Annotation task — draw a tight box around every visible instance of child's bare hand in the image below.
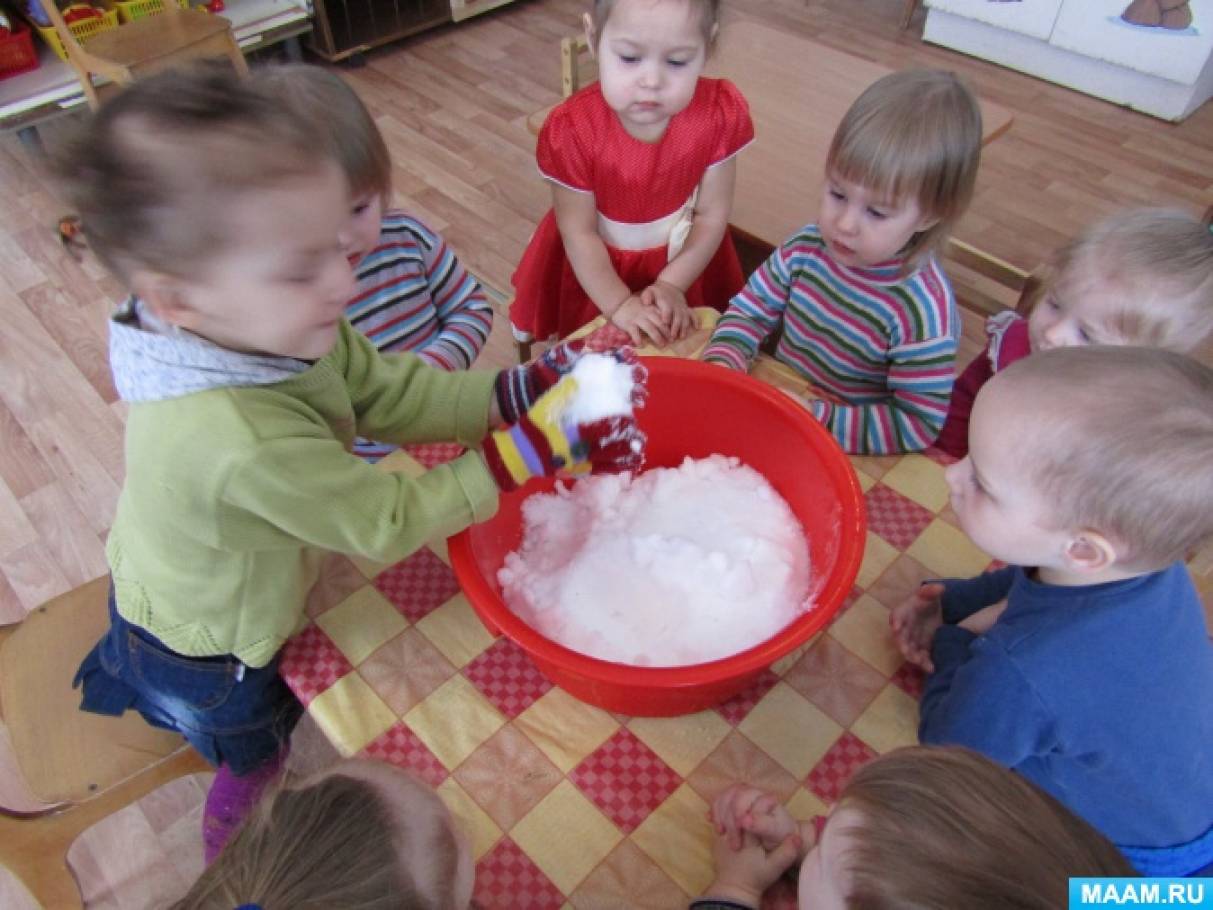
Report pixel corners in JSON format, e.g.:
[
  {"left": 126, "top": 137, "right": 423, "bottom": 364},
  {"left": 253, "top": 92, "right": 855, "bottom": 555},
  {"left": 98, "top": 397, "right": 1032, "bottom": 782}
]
[
  {"left": 890, "top": 581, "right": 945, "bottom": 672},
  {"left": 710, "top": 784, "right": 797, "bottom": 852},
  {"left": 640, "top": 281, "right": 693, "bottom": 343},
  {"left": 611, "top": 295, "right": 670, "bottom": 348},
  {"left": 705, "top": 830, "right": 803, "bottom": 907},
  {"left": 958, "top": 599, "right": 1008, "bottom": 635}
]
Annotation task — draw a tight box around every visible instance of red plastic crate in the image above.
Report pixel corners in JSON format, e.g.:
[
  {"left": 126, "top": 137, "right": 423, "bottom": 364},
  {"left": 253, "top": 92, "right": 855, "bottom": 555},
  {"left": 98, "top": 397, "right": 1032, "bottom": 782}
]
[{"left": 0, "top": 19, "right": 39, "bottom": 80}]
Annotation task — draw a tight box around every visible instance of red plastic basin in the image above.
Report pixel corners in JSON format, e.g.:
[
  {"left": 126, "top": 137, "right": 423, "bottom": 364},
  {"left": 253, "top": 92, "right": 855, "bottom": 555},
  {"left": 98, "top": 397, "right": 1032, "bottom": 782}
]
[{"left": 448, "top": 357, "right": 866, "bottom": 716}]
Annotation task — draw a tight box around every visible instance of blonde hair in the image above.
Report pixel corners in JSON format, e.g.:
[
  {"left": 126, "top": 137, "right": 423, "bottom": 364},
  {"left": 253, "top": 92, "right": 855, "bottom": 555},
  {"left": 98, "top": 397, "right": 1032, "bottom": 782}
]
[
  {"left": 839, "top": 746, "right": 1135, "bottom": 909},
  {"left": 1045, "top": 207, "right": 1213, "bottom": 352},
  {"left": 991, "top": 346, "right": 1213, "bottom": 569},
  {"left": 827, "top": 69, "right": 982, "bottom": 268},
  {"left": 54, "top": 62, "right": 332, "bottom": 284},
  {"left": 173, "top": 770, "right": 461, "bottom": 910},
  {"left": 590, "top": 0, "right": 721, "bottom": 48},
  {"left": 256, "top": 63, "right": 392, "bottom": 204}
]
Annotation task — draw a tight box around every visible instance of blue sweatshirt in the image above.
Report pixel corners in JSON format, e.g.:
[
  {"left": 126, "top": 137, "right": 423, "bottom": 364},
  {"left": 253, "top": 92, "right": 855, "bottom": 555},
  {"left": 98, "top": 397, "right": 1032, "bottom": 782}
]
[{"left": 920, "top": 563, "right": 1213, "bottom": 876}]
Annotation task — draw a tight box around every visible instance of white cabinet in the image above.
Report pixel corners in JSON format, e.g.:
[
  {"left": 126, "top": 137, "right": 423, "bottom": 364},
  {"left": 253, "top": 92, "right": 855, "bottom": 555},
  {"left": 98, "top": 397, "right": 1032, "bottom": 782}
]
[
  {"left": 926, "top": 0, "right": 1063, "bottom": 40},
  {"left": 924, "top": 0, "right": 1213, "bottom": 120}
]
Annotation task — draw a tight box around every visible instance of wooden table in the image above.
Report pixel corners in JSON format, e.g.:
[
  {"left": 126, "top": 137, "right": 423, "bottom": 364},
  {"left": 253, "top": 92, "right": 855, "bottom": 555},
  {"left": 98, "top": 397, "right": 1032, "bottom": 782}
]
[
  {"left": 528, "top": 20, "right": 1014, "bottom": 251},
  {"left": 275, "top": 313, "right": 1212, "bottom": 905}
]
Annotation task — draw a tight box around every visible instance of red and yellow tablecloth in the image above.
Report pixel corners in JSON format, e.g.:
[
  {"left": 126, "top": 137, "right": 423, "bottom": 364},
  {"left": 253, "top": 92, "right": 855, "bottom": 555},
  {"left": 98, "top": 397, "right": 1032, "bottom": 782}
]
[{"left": 280, "top": 312, "right": 1213, "bottom": 909}]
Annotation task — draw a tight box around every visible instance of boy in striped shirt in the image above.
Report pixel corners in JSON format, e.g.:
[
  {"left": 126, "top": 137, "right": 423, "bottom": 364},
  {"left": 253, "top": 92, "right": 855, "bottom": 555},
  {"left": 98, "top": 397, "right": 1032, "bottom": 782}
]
[
  {"left": 703, "top": 70, "right": 982, "bottom": 455},
  {"left": 260, "top": 66, "right": 494, "bottom": 459}
]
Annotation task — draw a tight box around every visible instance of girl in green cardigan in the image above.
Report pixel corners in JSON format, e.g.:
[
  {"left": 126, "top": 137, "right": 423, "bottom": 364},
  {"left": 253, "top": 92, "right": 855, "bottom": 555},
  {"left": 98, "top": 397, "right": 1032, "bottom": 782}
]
[{"left": 58, "top": 63, "right": 644, "bottom": 864}]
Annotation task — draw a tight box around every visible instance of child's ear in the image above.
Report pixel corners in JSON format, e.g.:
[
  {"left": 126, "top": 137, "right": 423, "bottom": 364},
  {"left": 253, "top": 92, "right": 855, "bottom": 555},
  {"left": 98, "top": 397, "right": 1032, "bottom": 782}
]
[
  {"left": 582, "top": 12, "right": 596, "bottom": 59},
  {"left": 132, "top": 271, "right": 194, "bottom": 330},
  {"left": 1062, "top": 531, "right": 1119, "bottom": 574}
]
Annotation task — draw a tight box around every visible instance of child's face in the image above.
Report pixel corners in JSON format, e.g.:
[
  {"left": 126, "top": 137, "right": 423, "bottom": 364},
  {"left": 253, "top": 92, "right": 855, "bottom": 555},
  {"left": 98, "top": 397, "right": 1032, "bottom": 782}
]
[
  {"left": 818, "top": 173, "right": 938, "bottom": 268},
  {"left": 797, "top": 805, "right": 859, "bottom": 910},
  {"left": 593, "top": 0, "right": 708, "bottom": 141},
  {"left": 1028, "top": 259, "right": 1127, "bottom": 351},
  {"left": 325, "top": 761, "right": 475, "bottom": 909},
  {"left": 341, "top": 190, "right": 386, "bottom": 269},
  {"left": 148, "top": 162, "right": 356, "bottom": 360},
  {"left": 945, "top": 382, "right": 1072, "bottom": 569}
]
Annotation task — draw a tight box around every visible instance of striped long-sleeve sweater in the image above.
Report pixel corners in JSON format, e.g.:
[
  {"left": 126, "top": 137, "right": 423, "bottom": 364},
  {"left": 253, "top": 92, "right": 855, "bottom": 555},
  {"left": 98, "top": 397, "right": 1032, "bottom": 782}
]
[
  {"left": 702, "top": 225, "right": 958, "bottom": 455},
  {"left": 348, "top": 212, "right": 495, "bottom": 460}
]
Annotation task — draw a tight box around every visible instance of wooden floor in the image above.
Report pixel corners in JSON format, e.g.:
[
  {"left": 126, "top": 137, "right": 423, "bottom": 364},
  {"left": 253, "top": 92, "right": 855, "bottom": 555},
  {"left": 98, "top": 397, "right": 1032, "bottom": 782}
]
[{"left": 1, "top": 0, "right": 1212, "bottom": 619}]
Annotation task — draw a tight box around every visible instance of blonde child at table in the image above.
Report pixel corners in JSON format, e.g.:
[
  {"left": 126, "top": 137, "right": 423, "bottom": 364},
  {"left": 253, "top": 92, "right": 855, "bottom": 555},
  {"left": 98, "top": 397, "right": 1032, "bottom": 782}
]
[
  {"left": 257, "top": 64, "right": 495, "bottom": 462},
  {"left": 892, "top": 347, "right": 1213, "bottom": 876},
  {"left": 174, "top": 759, "right": 474, "bottom": 909},
  {"left": 60, "top": 65, "right": 644, "bottom": 865},
  {"left": 696, "top": 745, "right": 1133, "bottom": 910},
  {"left": 702, "top": 69, "right": 982, "bottom": 455},
  {"left": 510, "top": 0, "right": 755, "bottom": 349},
  {"left": 933, "top": 207, "right": 1213, "bottom": 457}
]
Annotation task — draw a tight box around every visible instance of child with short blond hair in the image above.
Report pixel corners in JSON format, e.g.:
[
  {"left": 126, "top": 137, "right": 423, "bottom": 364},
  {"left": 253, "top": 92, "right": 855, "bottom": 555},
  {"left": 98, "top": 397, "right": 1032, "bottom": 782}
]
[
  {"left": 703, "top": 69, "right": 982, "bottom": 454},
  {"left": 893, "top": 346, "right": 1213, "bottom": 876},
  {"left": 174, "top": 759, "right": 473, "bottom": 909},
  {"left": 63, "top": 64, "right": 643, "bottom": 865},
  {"left": 699, "top": 745, "right": 1133, "bottom": 909},
  {"left": 258, "top": 64, "right": 495, "bottom": 460},
  {"left": 934, "top": 207, "right": 1213, "bottom": 456}
]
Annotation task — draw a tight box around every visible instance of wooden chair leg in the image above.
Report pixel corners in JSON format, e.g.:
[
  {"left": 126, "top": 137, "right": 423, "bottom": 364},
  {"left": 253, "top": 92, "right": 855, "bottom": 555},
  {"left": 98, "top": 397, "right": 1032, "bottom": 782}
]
[
  {"left": 900, "top": 0, "right": 920, "bottom": 30},
  {"left": 516, "top": 339, "right": 533, "bottom": 363}
]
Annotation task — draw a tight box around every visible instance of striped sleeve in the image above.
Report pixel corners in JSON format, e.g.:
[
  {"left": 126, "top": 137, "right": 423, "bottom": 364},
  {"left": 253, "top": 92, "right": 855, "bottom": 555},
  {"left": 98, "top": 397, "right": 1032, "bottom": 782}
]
[
  {"left": 702, "top": 241, "right": 797, "bottom": 370},
  {"left": 414, "top": 221, "right": 494, "bottom": 371},
  {"left": 810, "top": 267, "right": 958, "bottom": 454}
]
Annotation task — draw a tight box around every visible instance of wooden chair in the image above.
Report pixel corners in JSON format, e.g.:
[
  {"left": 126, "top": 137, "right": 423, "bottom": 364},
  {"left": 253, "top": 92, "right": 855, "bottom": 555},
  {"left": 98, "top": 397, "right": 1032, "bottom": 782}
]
[
  {"left": 512, "top": 35, "right": 595, "bottom": 363},
  {"left": 36, "top": 0, "right": 248, "bottom": 110},
  {"left": 0, "top": 576, "right": 202, "bottom": 905},
  {"left": 946, "top": 237, "right": 1042, "bottom": 316},
  {"left": 901, "top": 0, "right": 921, "bottom": 31}
]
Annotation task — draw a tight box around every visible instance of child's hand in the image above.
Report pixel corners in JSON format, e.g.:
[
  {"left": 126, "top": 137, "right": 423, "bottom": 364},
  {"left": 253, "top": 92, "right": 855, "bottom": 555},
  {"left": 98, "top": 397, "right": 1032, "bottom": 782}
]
[
  {"left": 481, "top": 374, "right": 646, "bottom": 491},
  {"left": 494, "top": 340, "right": 585, "bottom": 426},
  {"left": 890, "top": 582, "right": 945, "bottom": 672},
  {"left": 640, "top": 280, "right": 693, "bottom": 344},
  {"left": 611, "top": 295, "right": 671, "bottom": 348},
  {"left": 958, "top": 599, "right": 1008, "bottom": 635},
  {"left": 710, "top": 784, "right": 798, "bottom": 853},
  {"left": 704, "top": 829, "right": 803, "bottom": 908}
]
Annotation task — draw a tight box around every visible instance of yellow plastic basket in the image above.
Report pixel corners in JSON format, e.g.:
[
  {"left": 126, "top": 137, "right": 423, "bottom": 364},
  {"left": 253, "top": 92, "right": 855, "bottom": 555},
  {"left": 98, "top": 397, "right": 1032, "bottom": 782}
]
[
  {"left": 33, "top": 5, "right": 120, "bottom": 61},
  {"left": 113, "top": 0, "right": 189, "bottom": 24}
]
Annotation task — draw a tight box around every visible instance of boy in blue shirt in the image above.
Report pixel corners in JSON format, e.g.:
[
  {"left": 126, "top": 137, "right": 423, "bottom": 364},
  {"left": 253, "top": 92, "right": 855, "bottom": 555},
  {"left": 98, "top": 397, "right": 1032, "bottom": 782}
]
[{"left": 892, "top": 346, "right": 1213, "bottom": 876}]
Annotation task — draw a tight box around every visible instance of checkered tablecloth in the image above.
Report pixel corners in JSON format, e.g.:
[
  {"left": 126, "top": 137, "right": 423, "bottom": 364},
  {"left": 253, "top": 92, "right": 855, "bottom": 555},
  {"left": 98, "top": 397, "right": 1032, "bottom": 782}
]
[{"left": 279, "top": 316, "right": 1213, "bottom": 909}]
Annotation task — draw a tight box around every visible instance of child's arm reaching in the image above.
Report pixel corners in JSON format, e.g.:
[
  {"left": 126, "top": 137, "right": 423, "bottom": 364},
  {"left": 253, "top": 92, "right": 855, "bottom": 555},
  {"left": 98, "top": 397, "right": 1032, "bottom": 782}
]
[
  {"left": 553, "top": 185, "right": 670, "bottom": 347},
  {"left": 701, "top": 243, "right": 795, "bottom": 370},
  {"left": 413, "top": 223, "right": 494, "bottom": 370}
]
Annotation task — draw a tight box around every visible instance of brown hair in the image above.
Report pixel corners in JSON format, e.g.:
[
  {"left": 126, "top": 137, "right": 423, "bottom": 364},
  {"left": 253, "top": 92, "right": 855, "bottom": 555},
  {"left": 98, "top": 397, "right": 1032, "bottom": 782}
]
[
  {"left": 1043, "top": 207, "right": 1213, "bottom": 351},
  {"left": 256, "top": 63, "right": 393, "bottom": 205},
  {"left": 826, "top": 69, "right": 982, "bottom": 269},
  {"left": 837, "top": 746, "right": 1134, "bottom": 909},
  {"left": 590, "top": 0, "right": 721, "bottom": 49},
  {"left": 172, "top": 770, "right": 462, "bottom": 910},
  {"left": 54, "top": 62, "right": 334, "bottom": 284},
  {"left": 991, "top": 345, "right": 1213, "bottom": 568}
]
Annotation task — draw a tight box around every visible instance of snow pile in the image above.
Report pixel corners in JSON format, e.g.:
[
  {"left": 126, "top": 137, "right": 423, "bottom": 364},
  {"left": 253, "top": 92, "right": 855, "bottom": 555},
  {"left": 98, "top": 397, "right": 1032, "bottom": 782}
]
[{"left": 498, "top": 455, "right": 812, "bottom": 667}]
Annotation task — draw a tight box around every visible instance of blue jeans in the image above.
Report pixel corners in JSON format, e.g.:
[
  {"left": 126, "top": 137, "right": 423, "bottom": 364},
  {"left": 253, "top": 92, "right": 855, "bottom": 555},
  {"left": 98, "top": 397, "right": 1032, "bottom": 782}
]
[{"left": 74, "top": 585, "right": 301, "bottom": 775}]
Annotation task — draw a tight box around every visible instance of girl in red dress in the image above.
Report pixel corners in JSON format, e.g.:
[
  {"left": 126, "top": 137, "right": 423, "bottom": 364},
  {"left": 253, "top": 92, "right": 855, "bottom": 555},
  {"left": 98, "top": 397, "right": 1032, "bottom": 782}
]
[{"left": 510, "top": 0, "right": 754, "bottom": 348}]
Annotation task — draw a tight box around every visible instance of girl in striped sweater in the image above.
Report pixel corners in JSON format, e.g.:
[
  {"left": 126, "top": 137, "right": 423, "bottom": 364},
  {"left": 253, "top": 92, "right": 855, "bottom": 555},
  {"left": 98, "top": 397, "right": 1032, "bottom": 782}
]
[
  {"left": 703, "top": 70, "right": 982, "bottom": 455},
  {"left": 260, "top": 65, "right": 495, "bottom": 460}
]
